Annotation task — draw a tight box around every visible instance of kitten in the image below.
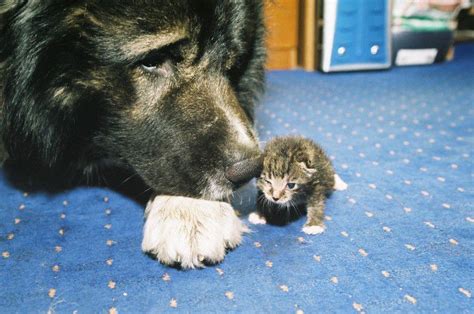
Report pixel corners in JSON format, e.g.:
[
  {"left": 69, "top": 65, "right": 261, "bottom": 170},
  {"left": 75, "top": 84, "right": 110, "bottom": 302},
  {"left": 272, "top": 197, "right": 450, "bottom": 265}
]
[{"left": 249, "top": 136, "right": 347, "bottom": 234}]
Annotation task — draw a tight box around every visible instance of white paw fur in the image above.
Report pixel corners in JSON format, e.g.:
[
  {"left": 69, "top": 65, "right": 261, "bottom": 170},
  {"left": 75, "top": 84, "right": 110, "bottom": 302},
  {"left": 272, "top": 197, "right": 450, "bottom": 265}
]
[
  {"left": 248, "top": 212, "right": 267, "bottom": 225},
  {"left": 302, "top": 225, "right": 326, "bottom": 235},
  {"left": 334, "top": 174, "right": 348, "bottom": 191},
  {"left": 142, "top": 195, "right": 249, "bottom": 269}
]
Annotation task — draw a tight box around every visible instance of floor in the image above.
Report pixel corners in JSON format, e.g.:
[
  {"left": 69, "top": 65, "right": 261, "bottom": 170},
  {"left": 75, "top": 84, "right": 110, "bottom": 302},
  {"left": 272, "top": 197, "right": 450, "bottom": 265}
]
[{"left": 1, "top": 43, "right": 473, "bottom": 313}]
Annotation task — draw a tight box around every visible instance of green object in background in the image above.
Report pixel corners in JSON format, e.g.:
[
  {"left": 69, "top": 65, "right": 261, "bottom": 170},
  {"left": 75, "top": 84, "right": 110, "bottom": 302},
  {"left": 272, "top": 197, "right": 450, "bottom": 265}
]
[
  {"left": 393, "top": 0, "right": 461, "bottom": 32},
  {"left": 399, "top": 16, "right": 452, "bottom": 31}
]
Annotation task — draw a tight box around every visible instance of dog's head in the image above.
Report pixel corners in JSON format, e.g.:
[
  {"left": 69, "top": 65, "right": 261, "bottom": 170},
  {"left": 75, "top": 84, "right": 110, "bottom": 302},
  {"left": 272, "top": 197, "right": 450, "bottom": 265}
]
[{"left": 0, "top": 0, "right": 265, "bottom": 200}]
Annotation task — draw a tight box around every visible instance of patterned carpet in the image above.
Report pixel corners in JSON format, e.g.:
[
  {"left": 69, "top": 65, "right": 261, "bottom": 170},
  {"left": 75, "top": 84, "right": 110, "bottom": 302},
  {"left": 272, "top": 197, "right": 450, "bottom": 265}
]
[{"left": 1, "top": 43, "right": 473, "bottom": 313}]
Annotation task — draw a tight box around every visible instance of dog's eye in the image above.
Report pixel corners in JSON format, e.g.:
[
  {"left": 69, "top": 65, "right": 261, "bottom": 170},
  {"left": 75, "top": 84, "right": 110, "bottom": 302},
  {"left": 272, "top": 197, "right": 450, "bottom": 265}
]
[
  {"left": 140, "top": 53, "right": 170, "bottom": 74},
  {"left": 287, "top": 183, "right": 298, "bottom": 190},
  {"left": 138, "top": 41, "right": 185, "bottom": 74},
  {"left": 141, "top": 64, "right": 160, "bottom": 72}
]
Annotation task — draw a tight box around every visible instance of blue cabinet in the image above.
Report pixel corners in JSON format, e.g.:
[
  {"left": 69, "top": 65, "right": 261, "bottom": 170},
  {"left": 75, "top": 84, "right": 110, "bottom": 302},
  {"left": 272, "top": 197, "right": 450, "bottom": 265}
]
[{"left": 320, "top": 0, "right": 391, "bottom": 72}]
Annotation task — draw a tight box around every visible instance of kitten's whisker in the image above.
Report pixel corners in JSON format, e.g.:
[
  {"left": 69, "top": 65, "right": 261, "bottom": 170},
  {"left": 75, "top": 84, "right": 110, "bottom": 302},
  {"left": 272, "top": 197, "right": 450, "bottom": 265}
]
[
  {"left": 290, "top": 200, "right": 303, "bottom": 218},
  {"left": 285, "top": 203, "right": 290, "bottom": 222},
  {"left": 257, "top": 194, "right": 269, "bottom": 208},
  {"left": 258, "top": 193, "right": 273, "bottom": 216}
]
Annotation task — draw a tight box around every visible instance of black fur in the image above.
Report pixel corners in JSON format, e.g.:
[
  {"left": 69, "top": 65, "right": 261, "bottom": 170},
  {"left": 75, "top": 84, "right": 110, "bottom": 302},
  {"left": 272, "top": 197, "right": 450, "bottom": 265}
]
[{"left": 0, "top": 0, "right": 266, "bottom": 200}]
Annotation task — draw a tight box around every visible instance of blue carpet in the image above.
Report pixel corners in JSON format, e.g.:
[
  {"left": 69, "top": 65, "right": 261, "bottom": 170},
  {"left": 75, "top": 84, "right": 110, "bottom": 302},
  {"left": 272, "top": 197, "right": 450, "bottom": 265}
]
[{"left": 1, "top": 44, "right": 473, "bottom": 313}]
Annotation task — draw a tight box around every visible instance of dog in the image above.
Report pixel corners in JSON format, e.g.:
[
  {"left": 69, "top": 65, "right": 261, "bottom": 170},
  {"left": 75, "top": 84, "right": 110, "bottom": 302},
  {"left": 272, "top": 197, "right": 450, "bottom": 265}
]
[{"left": 0, "top": 0, "right": 265, "bottom": 268}]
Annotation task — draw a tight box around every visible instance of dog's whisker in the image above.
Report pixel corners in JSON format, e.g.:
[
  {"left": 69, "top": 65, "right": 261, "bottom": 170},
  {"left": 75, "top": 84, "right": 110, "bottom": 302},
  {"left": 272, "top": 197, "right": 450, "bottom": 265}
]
[
  {"left": 138, "top": 186, "right": 153, "bottom": 197},
  {"left": 119, "top": 173, "right": 139, "bottom": 186}
]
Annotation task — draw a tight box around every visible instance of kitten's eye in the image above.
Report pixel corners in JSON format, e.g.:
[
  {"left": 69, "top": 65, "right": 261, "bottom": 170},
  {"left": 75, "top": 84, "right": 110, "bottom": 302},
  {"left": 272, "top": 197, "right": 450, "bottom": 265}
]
[
  {"left": 265, "top": 178, "right": 272, "bottom": 184},
  {"left": 287, "top": 183, "right": 298, "bottom": 190}
]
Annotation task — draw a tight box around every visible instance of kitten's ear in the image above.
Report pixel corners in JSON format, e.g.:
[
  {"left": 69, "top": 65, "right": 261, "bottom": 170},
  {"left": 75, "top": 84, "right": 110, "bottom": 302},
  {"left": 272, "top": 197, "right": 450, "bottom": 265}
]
[
  {"left": 298, "top": 161, "right": 317, "bottom": 175},
  {"left": 296, "top": 151, "right": 317, "bottom": 174}
]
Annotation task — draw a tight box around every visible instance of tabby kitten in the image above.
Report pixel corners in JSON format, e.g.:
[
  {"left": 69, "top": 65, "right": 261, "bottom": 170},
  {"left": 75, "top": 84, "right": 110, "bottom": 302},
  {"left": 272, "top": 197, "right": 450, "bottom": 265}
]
[{"left": 250, "top": 136, "right": 346, "bottom": 234}]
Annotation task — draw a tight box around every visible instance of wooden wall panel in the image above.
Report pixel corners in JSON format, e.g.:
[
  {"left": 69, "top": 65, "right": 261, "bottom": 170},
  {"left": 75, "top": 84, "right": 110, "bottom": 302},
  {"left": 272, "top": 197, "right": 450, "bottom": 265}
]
[
  {"left": 265, "top": 0, "right": 299, "bottom": 69},
  {"left": 298, "top": 0, "right": 317, "bottom": 71}
]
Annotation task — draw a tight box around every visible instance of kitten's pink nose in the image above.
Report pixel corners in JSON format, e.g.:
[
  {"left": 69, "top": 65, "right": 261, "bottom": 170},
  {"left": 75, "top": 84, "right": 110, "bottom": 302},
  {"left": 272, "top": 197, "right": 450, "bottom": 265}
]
[{"left": 272, "top": 191, "right": 283, "bottom": 201}]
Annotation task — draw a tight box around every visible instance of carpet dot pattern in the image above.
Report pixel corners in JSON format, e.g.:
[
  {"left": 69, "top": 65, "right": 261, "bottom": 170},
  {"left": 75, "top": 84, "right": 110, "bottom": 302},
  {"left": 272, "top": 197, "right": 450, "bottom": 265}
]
[{"left": 1, "top": 44, "right": 473, "bottom": 312}]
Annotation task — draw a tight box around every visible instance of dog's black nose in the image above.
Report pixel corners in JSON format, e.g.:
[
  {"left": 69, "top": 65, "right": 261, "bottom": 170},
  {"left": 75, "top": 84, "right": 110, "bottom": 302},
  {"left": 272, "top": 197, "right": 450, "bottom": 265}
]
[{"left": 225, "top": 155, "right": 263, "bottom": 185}]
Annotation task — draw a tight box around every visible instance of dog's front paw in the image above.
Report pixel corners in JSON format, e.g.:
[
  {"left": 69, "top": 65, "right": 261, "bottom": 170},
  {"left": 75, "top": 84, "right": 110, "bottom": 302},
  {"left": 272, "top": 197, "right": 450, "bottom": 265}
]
[{"left": 141, "top": 196, "right": 248, "bottom": 269}]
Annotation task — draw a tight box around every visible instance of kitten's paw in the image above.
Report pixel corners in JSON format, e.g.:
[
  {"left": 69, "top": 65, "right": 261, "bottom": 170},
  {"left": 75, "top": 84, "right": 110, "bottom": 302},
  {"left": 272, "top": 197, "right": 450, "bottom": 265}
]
[
  {"left": 302, "top": 225, "right": 326, "bottom": 235},
  {"left": 334, "top": 174, "right": 348, "bottom": 191},
  {"left": 142, "top": 196, "right": 247, "bottom": 269},
  {"left": 248, "top": 212, "right": 267, "bottom": 225}
]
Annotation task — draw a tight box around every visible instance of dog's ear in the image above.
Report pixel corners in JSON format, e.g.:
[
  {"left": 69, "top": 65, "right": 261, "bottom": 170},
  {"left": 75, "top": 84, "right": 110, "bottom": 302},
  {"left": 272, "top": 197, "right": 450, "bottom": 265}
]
[
  {"left": 0, "top": 0, "right": 24, "bottom": 14},
  {"left": 0, "top": 0, "right": 25, "bottom": 27},
  {"left": 2, "top": 72, "right": 105, "bottom": 172},
  {"left": 1, "top": 0, "right": 105, "bottom": 173},
  {"left": 1, "top": 0, "right": 26, "bottom": 60}
]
